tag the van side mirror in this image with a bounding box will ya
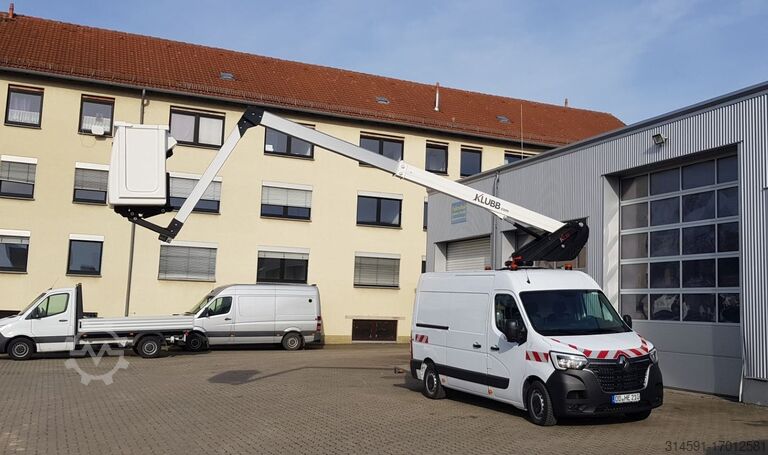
[504,319,526,344]
[622,314,633,328]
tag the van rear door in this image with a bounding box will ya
[233,290,276,343]
[275,288,316,336]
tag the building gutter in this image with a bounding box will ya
[0,66,559,149]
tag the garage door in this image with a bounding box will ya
[446,237,491,271]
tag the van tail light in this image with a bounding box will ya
[316,316,322,332]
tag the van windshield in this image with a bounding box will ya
[18,293,46,315]
[185,294,214,315]
[519,290,630,336]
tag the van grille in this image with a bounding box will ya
[587,357,650,393]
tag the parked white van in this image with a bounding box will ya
[410,270,663,426]
[183,284,322,351]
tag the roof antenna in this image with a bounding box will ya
[434,82,440,112]
[49,276,59,290]
[564,97,569,108]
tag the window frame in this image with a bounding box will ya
[260,184,313,221]
[0,232,30,273]
[359,134,404,163]
[72,165,109,205]
[0,157,37,200]
[158,244,217,282]
[168,176,222,214]
[264,126,315,159]
[78,95,115,136]
[460,147,482,177]
[4,85,44,128]
[425,143,448,174]
[168,107,225,148]
[353,255,400,288]
[356,195,402,228]
[66,239,104,277]
[618,154,740,325]
[256,254,309,284]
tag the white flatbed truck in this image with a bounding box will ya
[0,284,194,360]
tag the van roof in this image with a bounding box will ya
[420,269,600,293]
[213,283,318,292]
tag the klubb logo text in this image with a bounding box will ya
[473,193,501,210]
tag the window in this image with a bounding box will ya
[619,154,739,323]
[0,233,29,272]
[169,176,221,213]
[460,148,482,177]
[207,297,232,316]
[159,244,217,281]
[169,108,224,147]
[257,251,308,283]
[265,127,314,158]
[261,184,312,220]
[79,96,114,135]
[360,135,403,161]
[0,157,36,199]
[5,85,43,127]
[352,319,397,341]
[67,238,103,276]
[32,294,68,319]
[423,201,428,230]
[425,143,448,173]
[504,152,524,165]
[354,255,400,288]
[357,195,402,227]
[494,294,522,332]
[73,166,108,204]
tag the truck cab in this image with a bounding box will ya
[410,269,663,425]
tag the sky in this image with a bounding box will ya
[6,0,768,124]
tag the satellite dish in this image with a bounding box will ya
[91,125,105,135]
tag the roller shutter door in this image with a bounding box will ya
[445,237,491,271]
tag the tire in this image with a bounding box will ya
[7,338,34,361]
[422,362,447,399]
[281,332,303,351]
[185,332,208,352]
[527,381,557,426]
[136,336,163,358]
[624,409,652,421]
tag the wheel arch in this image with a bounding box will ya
[6,335,36,354]
[522,375,547,410]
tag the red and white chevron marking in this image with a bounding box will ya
[550,338,650,360]
[413,334,428,343]
[525,351,550,362]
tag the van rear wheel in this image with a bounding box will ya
[422,363,447,399]
[527,381,557,426]
[8,338,34,361]
[281,332,303,351]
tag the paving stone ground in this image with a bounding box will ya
[0,344,766,454]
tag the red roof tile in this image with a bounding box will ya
[0,13,624,146]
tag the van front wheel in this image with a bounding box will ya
[527,381,557,426]
[8,338,34,361]
[422,363,447,399]
[281,333,303,351]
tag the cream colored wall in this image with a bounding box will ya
[0,73,532,343]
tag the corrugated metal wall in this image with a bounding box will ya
[428,85,768,385]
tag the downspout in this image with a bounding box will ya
[124,88,147,316]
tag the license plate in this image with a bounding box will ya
[611,393,640,404]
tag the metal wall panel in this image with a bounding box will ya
[427,84,768,388]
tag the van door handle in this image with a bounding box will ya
[472,342,482,349]
[490,345,499,351]
[224,318,232,321]
[59,319,68,323]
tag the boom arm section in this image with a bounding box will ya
[117,106,587,262]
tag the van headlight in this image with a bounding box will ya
[551,352,588,370]
[649,348,659,364]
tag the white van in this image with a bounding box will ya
[410,270,663,426]
[183,284,322,351]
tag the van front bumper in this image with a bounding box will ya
[545,362,663,417]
